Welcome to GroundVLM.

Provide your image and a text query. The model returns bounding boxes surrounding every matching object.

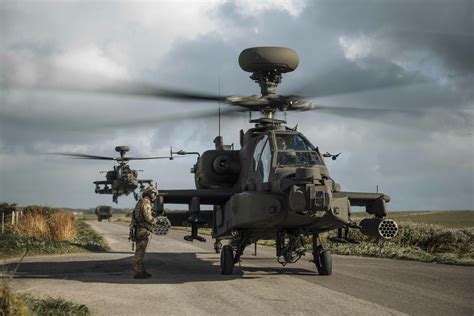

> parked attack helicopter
[38,47,404,275]
[113,47,398,276]
[52,146,174,203]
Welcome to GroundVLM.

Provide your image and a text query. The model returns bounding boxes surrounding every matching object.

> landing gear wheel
[315,248,332,276]
[220,245,234,275]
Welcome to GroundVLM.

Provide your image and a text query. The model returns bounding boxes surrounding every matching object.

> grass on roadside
[352,210,474,228]
[0,220,110,259]
[21,294,90,316]
[327,222,473,265]
[172,221,474,266]
[1,283,90,316]
[9,207,77,241]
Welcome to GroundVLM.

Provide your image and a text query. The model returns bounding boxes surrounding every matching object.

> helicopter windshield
[275,134,320,167]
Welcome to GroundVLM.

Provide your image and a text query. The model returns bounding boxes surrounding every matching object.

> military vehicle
[51,146,173,203]
[132,47,398,276]
[95,205,113,222]
[40,47,402,275]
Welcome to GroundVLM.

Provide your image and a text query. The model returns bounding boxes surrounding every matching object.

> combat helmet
[142,185,158,200]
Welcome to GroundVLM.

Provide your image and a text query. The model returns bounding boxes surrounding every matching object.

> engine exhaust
[359,218,398,239]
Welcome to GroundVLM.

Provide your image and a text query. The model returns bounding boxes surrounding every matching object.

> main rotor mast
[238,47,299,124]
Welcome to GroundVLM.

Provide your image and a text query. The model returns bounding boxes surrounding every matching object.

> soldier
[132,185,158,279]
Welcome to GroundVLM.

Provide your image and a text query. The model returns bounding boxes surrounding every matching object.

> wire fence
[1,203,22,234]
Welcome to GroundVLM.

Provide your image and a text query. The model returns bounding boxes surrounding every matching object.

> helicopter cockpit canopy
[253,131,322,182]
[274,133,321,167]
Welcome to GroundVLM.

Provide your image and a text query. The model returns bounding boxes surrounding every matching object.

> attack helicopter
[52,146,174,203]
[30,47,404,275]
[153,47,399,275]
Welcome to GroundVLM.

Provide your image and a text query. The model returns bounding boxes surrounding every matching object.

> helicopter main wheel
[220,245,234,275]
[314,246,332,276]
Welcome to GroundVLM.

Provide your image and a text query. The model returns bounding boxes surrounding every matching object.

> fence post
[11,210,15,225]
[1,213,4,234]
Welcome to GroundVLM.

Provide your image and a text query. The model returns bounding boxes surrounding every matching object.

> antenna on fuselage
[218,75,221,137]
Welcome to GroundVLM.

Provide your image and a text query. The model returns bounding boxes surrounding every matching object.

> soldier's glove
[152,216,171,236]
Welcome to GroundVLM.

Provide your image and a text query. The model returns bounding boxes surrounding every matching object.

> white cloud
[233,0,305,16]
[54,45,129,79]
[338,35,373,61]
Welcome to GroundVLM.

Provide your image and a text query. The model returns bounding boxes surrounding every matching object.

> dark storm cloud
[1,0,473,209]
[155,0,473,132]
[303,0,474,72]
[160,0,474,101]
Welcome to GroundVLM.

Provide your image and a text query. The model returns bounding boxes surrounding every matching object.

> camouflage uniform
[133,194,157,277]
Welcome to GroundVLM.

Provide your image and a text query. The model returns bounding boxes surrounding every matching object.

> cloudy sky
[1,0,473,211]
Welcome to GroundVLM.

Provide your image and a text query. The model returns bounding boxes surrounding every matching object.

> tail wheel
[220,245,234,275]
[315,248,332,276]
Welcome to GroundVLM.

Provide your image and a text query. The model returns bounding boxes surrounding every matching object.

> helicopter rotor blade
[0,105,244,132]
[125,156,178,160]
[72,81,226,102]
[91,106,243,130]
[46,153,117,160]
[3,57,226,102]
[291,102,474,130]
[303,103,427,115]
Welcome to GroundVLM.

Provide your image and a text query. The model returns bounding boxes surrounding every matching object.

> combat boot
[134,272,151,279]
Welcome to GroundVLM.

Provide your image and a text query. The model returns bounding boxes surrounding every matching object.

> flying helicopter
[51,145,174,203]
[19,47,409,276]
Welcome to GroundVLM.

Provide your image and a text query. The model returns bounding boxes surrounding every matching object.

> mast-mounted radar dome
[115,146,130,153]
[238,47,299,97]
[238,47,299,73]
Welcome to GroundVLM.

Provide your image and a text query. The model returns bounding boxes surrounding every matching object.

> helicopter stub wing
[158,189,236,205]
[163,209,214,227]
[333,191,390,218]
[137,179,153,186]
[93,180,111,185]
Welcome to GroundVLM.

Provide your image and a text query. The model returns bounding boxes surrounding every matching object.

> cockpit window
[275,134,311,151]
[260,139,272,182]
[253,135,268,172]
[277,151,320,166]
[275,133,320,167]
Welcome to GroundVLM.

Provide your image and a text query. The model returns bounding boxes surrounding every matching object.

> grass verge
[20,294,90,316]
[1,285,90,316]
[172,222,474,266]
[0,220,110,259]
[327,222,473,265]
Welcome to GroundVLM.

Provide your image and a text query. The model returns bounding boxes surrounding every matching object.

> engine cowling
[194,150,240,189]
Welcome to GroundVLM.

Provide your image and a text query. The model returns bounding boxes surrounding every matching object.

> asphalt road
[2,221,473,315]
